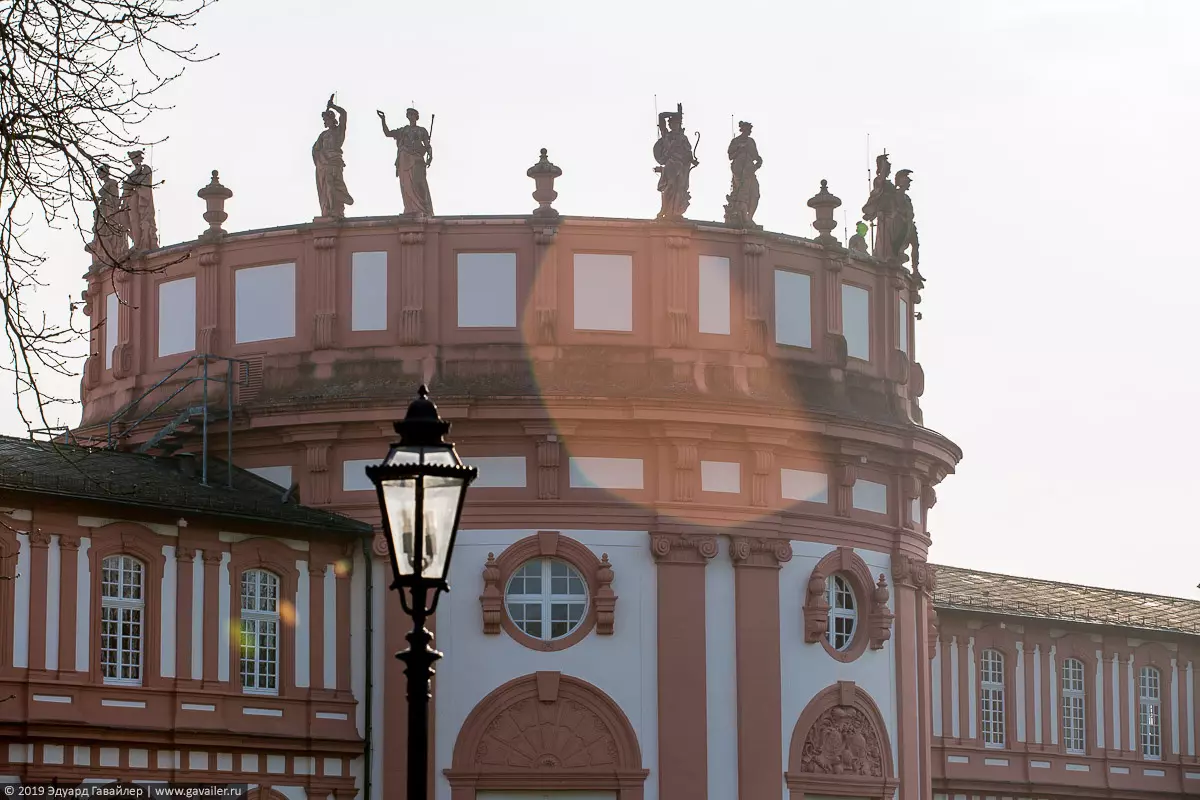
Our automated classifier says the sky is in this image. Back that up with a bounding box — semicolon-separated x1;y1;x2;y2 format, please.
5;0;1200;598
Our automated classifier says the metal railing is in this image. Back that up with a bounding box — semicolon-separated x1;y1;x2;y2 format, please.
105;353;249;487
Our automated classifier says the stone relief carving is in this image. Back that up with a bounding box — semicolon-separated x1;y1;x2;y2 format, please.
724;121;762;228
378;107;434;217
595;554;616;635
473;696;619;770
869;574;894;650
480;552;503;634
121;150;158;252
803;572;831;643
653;103;698;222
313;94;354;219
88;164;130;267
799;706;886;777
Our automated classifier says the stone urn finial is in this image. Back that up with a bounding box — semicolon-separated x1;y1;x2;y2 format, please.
807;179;842;247
527;148;562;219
197;170;233;241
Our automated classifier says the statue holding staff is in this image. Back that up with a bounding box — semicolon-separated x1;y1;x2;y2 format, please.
861;152;895;261
653;103;698;222
121;149;158;252
313;93;354;219
724;120;762;228
378;106;434;217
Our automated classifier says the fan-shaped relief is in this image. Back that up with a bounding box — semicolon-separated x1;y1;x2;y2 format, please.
448;671;648;797
474;697;620;769
800;705;885;777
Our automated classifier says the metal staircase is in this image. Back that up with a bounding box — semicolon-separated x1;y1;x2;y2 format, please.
105;354;249;486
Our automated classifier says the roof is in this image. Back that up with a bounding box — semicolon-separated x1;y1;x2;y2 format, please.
933;564;1200;637
0;435;371;535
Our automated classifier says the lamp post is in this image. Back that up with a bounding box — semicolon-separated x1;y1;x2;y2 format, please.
367;386;478;800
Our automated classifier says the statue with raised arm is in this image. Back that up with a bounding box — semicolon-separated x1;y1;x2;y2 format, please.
378;107;434;217
724;120;762;228
653;103;698;222
121;150;158;252
89;164;130;267
861;152;895;262
313;94;354;219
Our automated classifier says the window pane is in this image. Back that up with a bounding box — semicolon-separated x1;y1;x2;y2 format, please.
504;558;589;641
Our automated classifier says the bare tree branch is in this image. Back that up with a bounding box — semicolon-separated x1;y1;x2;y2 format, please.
0;0;216;434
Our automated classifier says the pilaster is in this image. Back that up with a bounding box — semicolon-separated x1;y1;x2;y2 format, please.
532;226;558;345
57;535;80;675
730;535;790;800
308;563;326;695
175;547;195;682
196;250;221;354
111;267;134;379
399;230;425;345
742;241;766;354
892;552;936;800
665;235;690;348
650;533;716;800
312;233;339;350
201;550;223;686
26;529;50;673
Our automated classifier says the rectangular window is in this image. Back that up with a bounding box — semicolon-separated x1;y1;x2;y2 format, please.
698;255;731;335
700;460;740;493
981;649;1006;747
573;254;633;332
898;297;909;354
100;555;144;686
457;252;517;328
1062;658;1087;755
781;469;828;503
774;270;812;348
342;459;376;492
158;277;196;357
235;263;296;343
351;252;388;331
1140;667;1162;759
468;457;528;488
568;457;643;490
852;479;888;514
105;292;119;370
842;284;870;361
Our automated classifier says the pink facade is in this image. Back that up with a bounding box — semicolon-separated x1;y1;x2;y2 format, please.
0;204;1188;800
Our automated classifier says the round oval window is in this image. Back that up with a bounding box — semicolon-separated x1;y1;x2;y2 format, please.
505;558;590;640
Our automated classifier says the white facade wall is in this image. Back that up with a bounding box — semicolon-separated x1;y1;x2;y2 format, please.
778;542;899;773
434;529;658;800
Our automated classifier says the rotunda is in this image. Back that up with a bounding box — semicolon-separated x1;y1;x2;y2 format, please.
74;139;957;800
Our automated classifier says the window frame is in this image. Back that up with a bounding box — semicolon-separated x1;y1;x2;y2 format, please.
1061;657;1087;755
99;554;146;687
980;648;1006;748
825;573;858;652
1139;665;1163;761
504;558;590;642
239;568;282;696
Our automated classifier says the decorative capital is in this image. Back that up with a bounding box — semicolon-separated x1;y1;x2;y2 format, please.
58;534;81;551
743;241;766;258
891;553;936;594
201;551;224;566
306;443;330;473
371;533;389;559
665;235;690;250
649;533;718;565
399;231;425;246
28;529;52;548
313;235;338;250
729;535;792;569
533;226;558;245
198;250;221;268
176;547;197;562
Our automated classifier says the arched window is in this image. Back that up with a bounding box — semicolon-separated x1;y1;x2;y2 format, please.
1061;658;1086;754
505;558;589;641
100;555;144;685
1139;666;1162;759
240;569;280;694
826;574;857;652
980;649;1005;747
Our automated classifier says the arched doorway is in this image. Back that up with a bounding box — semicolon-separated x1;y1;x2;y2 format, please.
785;680;898;799
446;671;649;799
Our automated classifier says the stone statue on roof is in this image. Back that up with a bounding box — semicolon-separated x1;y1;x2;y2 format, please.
653;103;698;222
848;221;869;255
724;120;762;228
378;106;434;217
121;150;158;252
861;152;895;262
88;164;130;267
313;94;354;219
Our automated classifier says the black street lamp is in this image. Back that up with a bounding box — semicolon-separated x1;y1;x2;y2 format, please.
367;386;478;800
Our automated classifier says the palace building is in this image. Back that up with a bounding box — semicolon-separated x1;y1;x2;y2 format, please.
0;144;1197;800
